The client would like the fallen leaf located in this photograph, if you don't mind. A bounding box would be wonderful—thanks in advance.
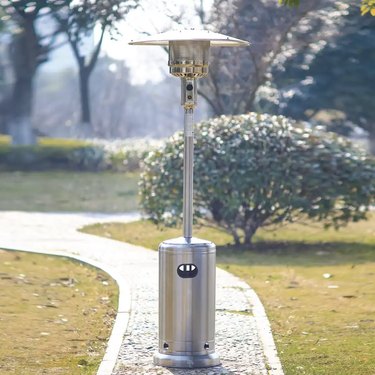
[78,359,88,367]
[44,304,58,308]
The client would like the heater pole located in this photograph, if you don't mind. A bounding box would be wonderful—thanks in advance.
[181,78,196,239]
[183,107,194,239]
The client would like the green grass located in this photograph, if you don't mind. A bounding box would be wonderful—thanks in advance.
[0,249,118,375]
[0,171,139,212]
[82,216,375,375]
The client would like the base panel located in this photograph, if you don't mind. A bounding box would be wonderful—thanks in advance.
[154,352,221,368]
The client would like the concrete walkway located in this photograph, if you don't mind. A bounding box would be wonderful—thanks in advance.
[0,211,283,375]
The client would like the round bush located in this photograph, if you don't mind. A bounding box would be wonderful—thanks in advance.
[140,113,375,245]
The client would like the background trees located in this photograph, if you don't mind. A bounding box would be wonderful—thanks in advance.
[0,0,66,145]
[272,9,375,153]
[198,0,375,154]
[54,0,138,136]
[0,0,138,144]
[0,0,373,150]
[200,0,353,116]
[31,59,206,139]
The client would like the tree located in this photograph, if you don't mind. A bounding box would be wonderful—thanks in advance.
[270,8,375,153]
[199,0,352,117]
[0,1,66,145]
[32,56,189,139]
[54,0,138,136]
[140,113,375,245]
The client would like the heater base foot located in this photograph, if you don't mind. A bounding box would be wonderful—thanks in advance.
[154,352,220,368]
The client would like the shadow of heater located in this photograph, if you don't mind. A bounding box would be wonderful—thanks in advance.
[129,29,249,368]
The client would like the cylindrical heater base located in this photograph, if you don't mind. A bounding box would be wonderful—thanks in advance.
[154,237,220,368]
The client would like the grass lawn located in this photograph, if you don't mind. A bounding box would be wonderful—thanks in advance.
[0,171,139,212]
[0,249,118,375]
[82,216,375,375]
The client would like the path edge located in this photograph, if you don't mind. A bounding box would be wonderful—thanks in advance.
[217,269,284,375]
[0,246,131,375]
[243,280,284,375]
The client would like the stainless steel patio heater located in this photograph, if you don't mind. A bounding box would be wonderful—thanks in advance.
[129,29,249,368]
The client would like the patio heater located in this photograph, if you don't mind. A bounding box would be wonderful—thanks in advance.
[129,29,249,368]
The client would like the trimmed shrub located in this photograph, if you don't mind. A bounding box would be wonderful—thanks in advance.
[140,113,375,245]
[89,138,164,172]
[0,136,163,172]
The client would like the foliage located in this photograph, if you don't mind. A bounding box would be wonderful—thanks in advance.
[205,0,375,154]
[0,135,162,171]
[361,0,375,15]
[201,0,352,117]
[140,113,375,245]
[0,136,104,171]
[278,0,300,6]
[280,0,375,15]
[89,138,164,171]
[202,0,373,128]
[269,6,375,152]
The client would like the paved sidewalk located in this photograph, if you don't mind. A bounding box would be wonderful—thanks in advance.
[0,211,283,375]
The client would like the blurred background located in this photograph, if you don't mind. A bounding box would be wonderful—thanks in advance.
[0,0,373,148]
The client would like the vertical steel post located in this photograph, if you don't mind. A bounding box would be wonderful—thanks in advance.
[183,108,194,239]
[181,78,196,239]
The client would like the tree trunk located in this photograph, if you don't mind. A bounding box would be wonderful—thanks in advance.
[8,76,35,145]
[79,68,91,125]
[7,16,39,145]
[244,230,255,245]
[243,219,259,245]
[369,129,375,156]
[78,67,92,137]
[229,228,241,246]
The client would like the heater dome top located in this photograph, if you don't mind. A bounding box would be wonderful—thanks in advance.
[129,29,249,47]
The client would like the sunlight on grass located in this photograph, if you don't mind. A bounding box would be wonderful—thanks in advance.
[0,249,118,374]
[82,220,233,250]
[0,135,88,148]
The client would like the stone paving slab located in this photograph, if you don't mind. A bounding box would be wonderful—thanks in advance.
[0,211,283,375]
